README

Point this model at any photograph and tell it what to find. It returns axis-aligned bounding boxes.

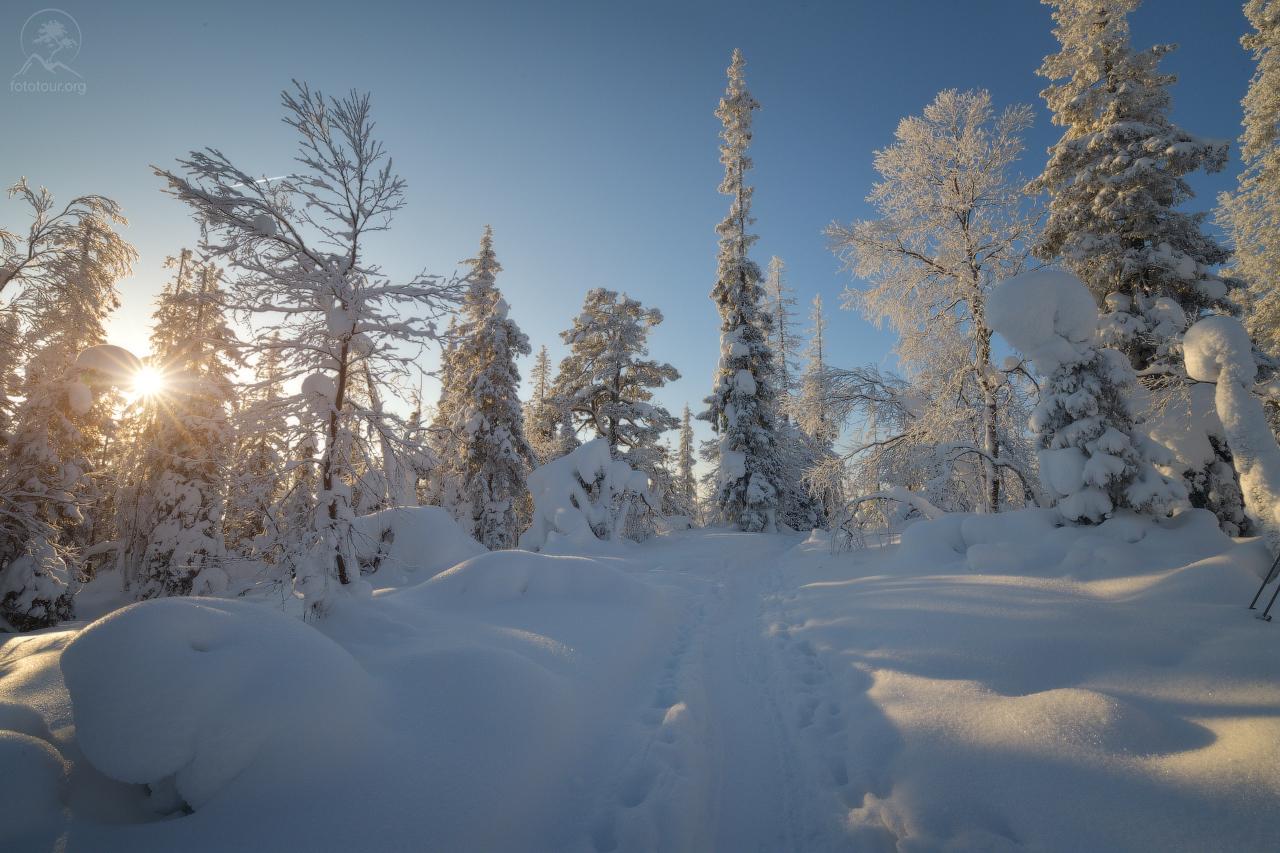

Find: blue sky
[2,0,1256,452]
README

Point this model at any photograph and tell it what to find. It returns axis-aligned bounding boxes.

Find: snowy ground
[2,509,1279,852]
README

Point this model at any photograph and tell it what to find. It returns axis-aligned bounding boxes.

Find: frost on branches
[701,49,782,532]
[827,89,1040,514]
[989,271,1183,523]
[550,288,679,530]
[1184,316,1280,552]
[1219,0,1280,355]
[114,252,236,599]
[519,438,657,551]
[0,207,134,630]
[156,82,461,615]
[1032,0,1245,531]
[428,227,534,550]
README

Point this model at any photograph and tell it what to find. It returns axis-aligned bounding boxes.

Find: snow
[299,372,336,416]
[0,521,1275,851]
[521,438,654,550]
[351,505,486,588]
[250,213,277,237]
[66,380,93,416]
[73,344,142,385]
[986,269,1097,373]
[1184,315,1280,551]
[59,597,371,811]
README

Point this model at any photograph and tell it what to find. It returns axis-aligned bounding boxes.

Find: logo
[11,8,86,94]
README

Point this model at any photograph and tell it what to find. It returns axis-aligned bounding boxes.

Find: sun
[132,366,167,398]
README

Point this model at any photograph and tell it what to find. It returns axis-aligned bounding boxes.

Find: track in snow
[584,531,856,853]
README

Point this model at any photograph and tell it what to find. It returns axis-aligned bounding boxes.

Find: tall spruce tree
[430,227,534,549]
[1032,0,1246,531]
[673,405,699,519]
[1220,0,1280,354]
[701,49,782,532]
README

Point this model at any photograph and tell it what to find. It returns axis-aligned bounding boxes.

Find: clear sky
[2,0,1257,453]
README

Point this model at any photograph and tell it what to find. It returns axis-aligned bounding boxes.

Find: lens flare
[132,366,167,398]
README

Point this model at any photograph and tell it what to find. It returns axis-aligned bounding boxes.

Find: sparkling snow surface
[1,513,1278,852]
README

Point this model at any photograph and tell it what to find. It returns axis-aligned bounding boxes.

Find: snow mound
[417,549,658,608]
[1184,315,1255,384]
[0,731,67,849]
[521,438,654,550]
[353,505,486,588]
[0,700,55,743]
[60,598,370,810]
[987,270,1097,372]
[1183,315,1280,550]
[892,507,1233,580]
[74,344,142,385]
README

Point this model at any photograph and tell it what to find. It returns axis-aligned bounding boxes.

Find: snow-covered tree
[428,227,534,550]
[224,336,287,559]
[552,288,679,480]
[0,309,20,445]
[524,344,572,465]
[1184,315,1280,550]
[157,82,461,615]
[989,270,1182,522]
[1033,0,1245,531]
[795,294,837,448]
[765,256,799,406]
[827,89,1041,513]
[1,179,127,299]
[114,252,235,599]
[701,49,782,532]
[0,214,134,629]
[671,405,699,520]
[1220,0,1280,354]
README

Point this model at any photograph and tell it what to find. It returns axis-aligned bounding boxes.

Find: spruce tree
[551,288,679,483]
[701,49,782,532]
[116,253,235,598]
[673,405,698,519]
[1220,0,1280,353]
[1033,0,1246,531]
[0,215,133,628]
[430,227,534,549]
[524,344,569,465]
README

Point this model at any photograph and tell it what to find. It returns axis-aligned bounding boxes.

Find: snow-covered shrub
[60,597,370,812]
[1183,316,1280,550]
[519,439,656,551]
[352,505,485,587]
[989,270,1183,522]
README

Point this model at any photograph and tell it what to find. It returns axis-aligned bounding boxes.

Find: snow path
[583,531,852,853]
[6,515,1279,852]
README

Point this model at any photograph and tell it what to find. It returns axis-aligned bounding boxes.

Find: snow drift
[352,505,486,588]
[60,598,371,811]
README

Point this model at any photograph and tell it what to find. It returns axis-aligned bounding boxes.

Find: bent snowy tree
[156,82,462,615]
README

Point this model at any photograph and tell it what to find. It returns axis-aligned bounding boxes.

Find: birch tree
[156,82,461,615]
[827,89,1040,513]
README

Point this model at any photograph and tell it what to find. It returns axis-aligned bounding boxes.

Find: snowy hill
[1,515,1277,851]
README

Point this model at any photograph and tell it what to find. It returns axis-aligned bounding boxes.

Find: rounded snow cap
[987,270,1098,373]
[1183,315,1255,384]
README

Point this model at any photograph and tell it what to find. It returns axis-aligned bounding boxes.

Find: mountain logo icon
[14,8,82,79]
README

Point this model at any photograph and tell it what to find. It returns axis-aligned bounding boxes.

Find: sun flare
[132,366,167,398]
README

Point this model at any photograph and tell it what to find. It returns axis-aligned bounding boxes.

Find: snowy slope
[1,516,1278,852]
